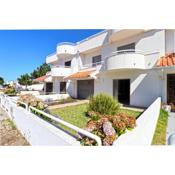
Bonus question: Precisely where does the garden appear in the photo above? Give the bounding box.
[17,93,168,146]
[50,93,141,146]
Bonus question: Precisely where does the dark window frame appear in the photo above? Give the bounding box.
[92,55,102,67]
[60,82,67,94]
[117,43,135,51]
[64,60,71,67]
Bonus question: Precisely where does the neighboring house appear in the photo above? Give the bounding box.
[33,72,52,94]
[46,29,175,107]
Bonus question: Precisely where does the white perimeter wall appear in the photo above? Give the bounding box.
[114,97,161,145]
[0,97,80,146]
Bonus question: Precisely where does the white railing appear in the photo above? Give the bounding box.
[17,101,29,111]
[0,95,102,146]
[80,61,104,70]
[52,65,71,68]
[107,49,144,58]
[46,52,57,58]
[29,106,102,146]
[57,42,76,47]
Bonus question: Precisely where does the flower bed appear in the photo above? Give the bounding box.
[79,93,137,146]
[79,111,136,146]
[17,94,48,110]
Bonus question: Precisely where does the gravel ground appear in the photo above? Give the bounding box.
[0,107,29,146]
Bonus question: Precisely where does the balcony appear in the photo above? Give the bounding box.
[106,50,145,71]
[109,29,146,43]
[56,42,77,58]
[77,30,109,54]
[51,66,71,77]
[46,53,58,64]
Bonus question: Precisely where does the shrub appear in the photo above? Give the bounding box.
[80,112,136,146]
[17,94,48,110]
[4,87,17,95]
[88,93,120,115]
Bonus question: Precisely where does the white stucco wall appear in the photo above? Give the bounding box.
[95,70,162,107]
[53,77,60,94]
[165,30,175,53]
[47,30,175,107]
[114,97,161,145]
[77,30,109,53]
[66,80,75,97]
[0,96,80,146]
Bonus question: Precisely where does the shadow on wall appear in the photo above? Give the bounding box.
[130,71,161,107]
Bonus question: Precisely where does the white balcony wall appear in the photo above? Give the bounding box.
[77,30,109,53]
[46,53,58,64]
[51,67,71,77]
[57,43,77,57]
[102,30,165,69]
[106,53,145,70]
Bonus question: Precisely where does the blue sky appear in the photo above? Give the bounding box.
[0,30,103,82]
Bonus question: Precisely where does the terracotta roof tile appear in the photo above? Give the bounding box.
[157,53,175,67]
[33,75,49,82]
[65,69,95,79]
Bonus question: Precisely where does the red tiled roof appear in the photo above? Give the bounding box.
[65,69,95,79]
[33,75,49,82]
[157,53,175,67]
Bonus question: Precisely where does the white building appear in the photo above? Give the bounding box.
[45,29,175,107]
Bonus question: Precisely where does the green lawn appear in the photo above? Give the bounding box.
[152,109,169,145]
[50,104,168,144]
[50,104,141,136]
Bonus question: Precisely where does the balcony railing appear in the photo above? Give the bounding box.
[51,65,71,68]
[57,42,76,47]
[80,61,104,70]
[56,42,77,57]
[106,49,145,70]
[109,49,144,57]
[51,66,71,77]
[46,52,58,64]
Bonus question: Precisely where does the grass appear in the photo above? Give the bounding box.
[3,119,16,129]
[117,108,141,119]
[50,103,141,136]
[152,109,169,145]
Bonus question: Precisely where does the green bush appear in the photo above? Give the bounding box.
[4,87,16,95]
[88,93,120,115]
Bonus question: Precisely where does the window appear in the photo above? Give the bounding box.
[117,43,135,51]
[65,60,71,67]
[60,82,66,94]
[92,55,101,67]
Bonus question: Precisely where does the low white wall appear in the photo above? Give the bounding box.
[27,84,44,91]
[0,96,80,146]
[20,91,40,96]
[113,97,161,145]
[36,94,70,102]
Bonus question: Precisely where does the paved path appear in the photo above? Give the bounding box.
[166,112,175,144]
[48,99,144,112]
[48,100,89,110]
